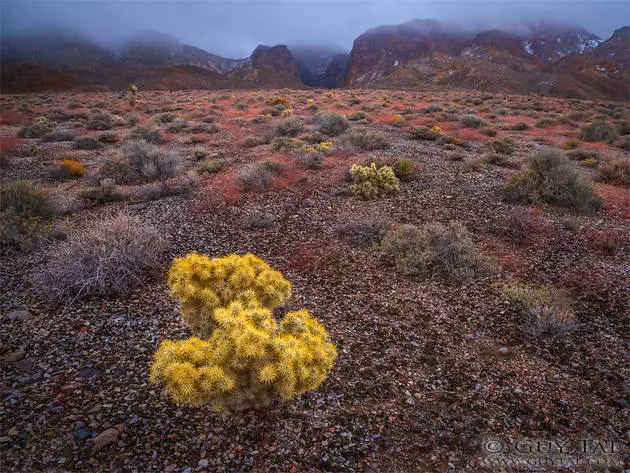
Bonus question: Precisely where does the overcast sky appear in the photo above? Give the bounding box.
[2,1,629,58]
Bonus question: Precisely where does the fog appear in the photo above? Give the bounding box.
[2,0,629,58]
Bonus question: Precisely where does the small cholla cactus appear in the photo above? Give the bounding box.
[349,163,400,200]
[128,83,138,108]
[168,252,292,338]
[150,301,337,412]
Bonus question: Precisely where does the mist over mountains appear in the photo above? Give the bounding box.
[1,19,628,100]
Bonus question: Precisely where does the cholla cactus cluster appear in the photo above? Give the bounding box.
[168,252,291,338]
[151,253,337,412]
[350,163,400,199]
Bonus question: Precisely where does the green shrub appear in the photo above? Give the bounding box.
[317,112,349,136]
[381,221,479,282]
[511,122,529,131]
[126,127,165,144]
[395,157,413,181]
[503,149,602,213]
[349,163,399,199]
[579,120,618,143]
[271,136,304,152]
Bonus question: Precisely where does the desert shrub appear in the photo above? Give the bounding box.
[599,159,630,185]
[0,181,55,247]
[98,152,135,183]
[98,132,118,144]
[503,149,601,213]
[579,120,618,143]
[501,283,576,338]
[509,122,528,131]
[579,158,598,168]
[339,128,389,151]
[57,159,85,178]
[347,111,367,121]
[122,140,183,188]
[166,118,190,133]
[394,157,413,181]
[425,105,443,114]
[242,136,266,148]
[381,221,479,282]
[41,130,76,142]
[271,136,304,152]
[86,112,113,131]
[562,138,581,150]
[267,96,290,108]
[483,153,509,166]
[480,127,498,137]
[409,126,438,141]
[79,178,125,203]
[274,118,304,137]
[151,253,336,412]
[334,223,387,247]
[157,112,176,123]
[349,163,399,200]
[39,213,164,301]
[291,148,323,169]
[126,127,165,144]
[124,112,138,126]
[536,118,555,128]
[238,161,286,192]
[461,115,487,128]
[73,137,103,150]
[317,112,349,137]
[389,114,405,127]
[615,136,630,151]
[438,134,462,146]
[240,211,276,229]
[566,149,601,162]
[490,138,515,155]
[18,118,50,138]
[197,157,223,174]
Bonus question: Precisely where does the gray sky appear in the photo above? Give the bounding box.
[2,1,629,58]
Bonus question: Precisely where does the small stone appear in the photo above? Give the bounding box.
[92,424,123,450]
[514,388,523,395]
[198,459,209,468]
[498,346,509,355]
[405,396,416,405]
[8,427,19,437]
[16,358,36,374]
[7,310,33,322]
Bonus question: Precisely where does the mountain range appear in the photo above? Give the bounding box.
[1,21,628,99]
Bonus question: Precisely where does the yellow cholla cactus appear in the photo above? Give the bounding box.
[349,163,400,200]
[150,301,337,412]
[168,252,292,338]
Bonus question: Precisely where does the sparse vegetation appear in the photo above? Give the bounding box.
[381,221,480,282]
[39,213,164,301]
[503,149,602,213]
